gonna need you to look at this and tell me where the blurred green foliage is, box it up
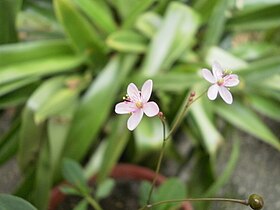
[0,0,279,209]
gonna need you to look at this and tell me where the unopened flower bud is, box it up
[248,194,264,210]
[190,91,196,97]
[158,112,165,120]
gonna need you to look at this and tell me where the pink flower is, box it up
[202,61,239,104]
[115,79,159,131]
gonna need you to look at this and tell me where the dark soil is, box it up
[100,180,140,210]
[56,179,141,210]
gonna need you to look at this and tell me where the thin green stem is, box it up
[143,90,207,209]
[147,197,249,208]
[145,90,207,207]
[146,119,166,205]
[85,194,103,210]
[166,90,207,140]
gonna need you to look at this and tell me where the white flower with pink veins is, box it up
[202,61,240,104]
[115,79,159,131]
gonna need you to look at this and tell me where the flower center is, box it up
[136,101,143,108]
[217,78,224,86]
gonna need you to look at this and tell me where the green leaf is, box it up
[161,5,200,70]
[108,0,139,19]
[14,168,36,200]
[73,199,88,210]
[0,131,18,165]
[188,153,214,210]
[193,0,219,23]
[48,102,77,180]
[0,119,20,165]
[22,0,57,21]
[134,116,164,162]
[206,47,248,70]
[230,42,278,61]
[96,178,115,200]
[204,135,240,196]
[255,75,280,101]
[54,0,106,67]
[201,0,231,51]
[0,84,35,109]
[228,4,280,31]
[191,99,223,155]
[0,194,37,210]
[95,116,130,184]
[152,72,200,92]
[215,101,280,151]
[122,0,158,29]
[35,88,78,123]
[0,54,84,85]
[18,77,65,171]
[141,2,200,76]
[73,0,117,35]
[84,141,107,179]
[0,0,22,44]
[18,107,45,172]
[62,158,88,193]
[248,95,280,122]
[107,30,147,53]
[59,185,81,196]
[0,77,38,97]
[64,55,137,161]
[0,39,74,67]
[135,12,162,38]
[155,178,187,210]
[139,181,153,207]
[237,56,280,82]
[27,77,66,111]
[32,136,52,210]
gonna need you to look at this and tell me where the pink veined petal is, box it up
[212,61,223,79]
[127,110,143,131]
[115,102,136,114]
[127,83,141,102]
[219,86,233,104]
[141,79,153,103]
[224,74,239,87]
[143,101,159,117]
[202,69,216,83]
[207,84,219,100]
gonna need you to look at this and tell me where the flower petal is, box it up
[219,86,233,104]
[115,102,136,114]
[143,101,159,117]
[127,83,141,102]
[127,110,143,131]
[207,85,219,100]
[224,74,239,87]
[202,69,216,83]
[212,61,223,79]
[141,79,153,103]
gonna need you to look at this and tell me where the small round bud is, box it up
[158,111,165,120]
[190,91,196,97]
[248,194,264,210]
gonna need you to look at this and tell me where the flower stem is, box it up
[146,197,249,208]
[145,90,207,206]
[85,194,103,210]
[146,118,166,205]
[166,90,207,140]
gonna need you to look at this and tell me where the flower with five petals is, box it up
[115,79,159,131]
[202,61,239,104]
